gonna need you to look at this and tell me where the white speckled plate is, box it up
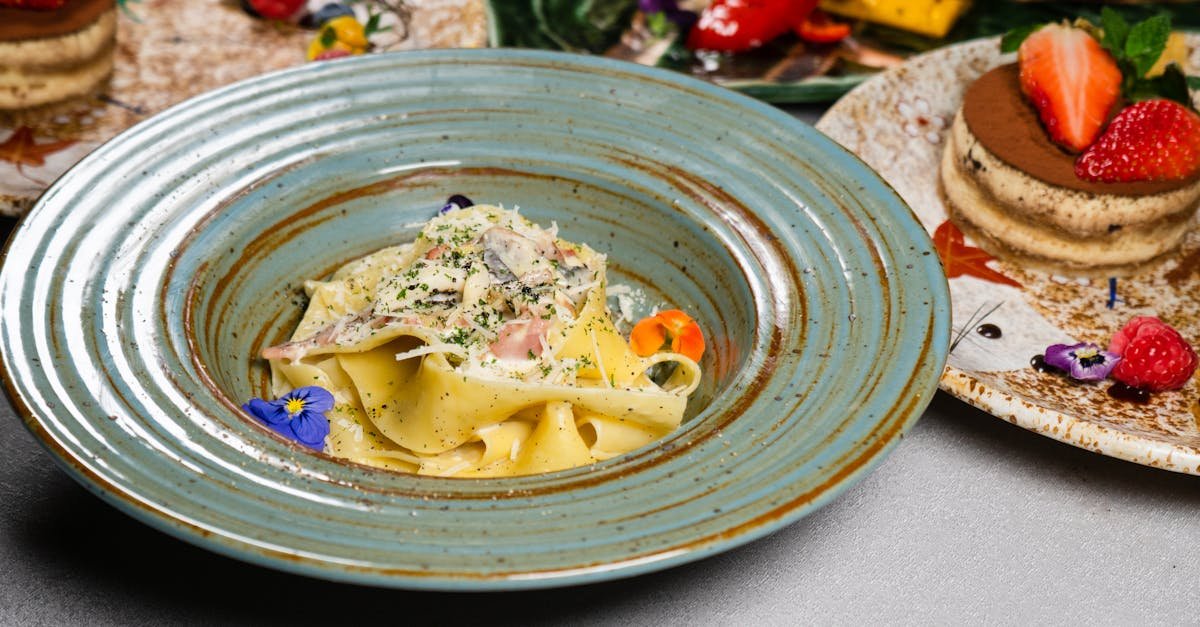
[817,36,1200,474]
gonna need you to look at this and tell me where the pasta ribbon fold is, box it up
[266,205,703,477]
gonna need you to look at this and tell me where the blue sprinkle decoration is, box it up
[439,194,474,215]
[242,386,333,450]
[1106,277,1120,310]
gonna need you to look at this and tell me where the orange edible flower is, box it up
[629,309,705,363]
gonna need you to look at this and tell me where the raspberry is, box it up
[1107,316,1198,392]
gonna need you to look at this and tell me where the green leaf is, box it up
[1189,76,1200,91]
[531,0,638,52]
[116,0,142,23]
[364,12,383,37]
[485,0,564,49]
[1158,65,1194,109]
[1125,81,1163,104]
[1155,64,1192,107]
[1099,7,1129,55]
[999,24,1040,53]
[1127,65,1193,108]
[320,26,337,48]
[646,11,671,38]
[1125,14,1171,77]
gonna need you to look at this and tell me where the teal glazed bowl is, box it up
[0,50,949,590]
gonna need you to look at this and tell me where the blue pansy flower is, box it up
[1043,342,1120,382]
[242,386,333,450]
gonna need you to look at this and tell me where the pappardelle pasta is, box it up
[256,203,704,477]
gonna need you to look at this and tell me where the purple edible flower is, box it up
[638,0,697,31]
[439,194,474,214]
[1043,342,1120,382]
[638,0,677,13]
[242,386,333,450]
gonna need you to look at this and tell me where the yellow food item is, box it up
[306,16,369,60]
[819,0,971,38]
[325,16,369,49]
[1146,32,1187,78]
[264,205,702,477]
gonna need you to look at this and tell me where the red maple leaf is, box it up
[932,220,1021,288]
[0,126,77,179]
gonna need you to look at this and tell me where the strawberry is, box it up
[1018,23,1123,153]
[0,0,66,8]
[1107,316,1198,392]
[246,0,305,20]
[1075,99,1200,182]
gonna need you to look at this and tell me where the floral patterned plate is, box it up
[0,0,488,217]
[817,36,1200,475]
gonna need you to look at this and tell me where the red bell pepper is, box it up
[687,0,819,52]
[794,8,851,43]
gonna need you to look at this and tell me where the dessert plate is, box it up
[0,50,949,589]
[818,36,1200,474]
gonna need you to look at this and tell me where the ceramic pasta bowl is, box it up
[0,49,949,589]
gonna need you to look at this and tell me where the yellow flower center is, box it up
[285,398,306,415]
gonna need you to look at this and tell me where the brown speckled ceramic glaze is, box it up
[0,50,949,588]
[818,36,1200,474]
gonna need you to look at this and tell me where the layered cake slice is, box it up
[941,18,1200,277]
[0,0,118,109]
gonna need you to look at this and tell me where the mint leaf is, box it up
[1156,65,1192,108]
[1189,76,1200,90]
[1000,24,1040,53]
[1099,7,1130,56]
[1157,65,1193,109]
[1128,65,1193,109]
[1125,14,1170,78]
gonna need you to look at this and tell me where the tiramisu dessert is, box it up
[0,0,118,109]
[941,16,1200,277]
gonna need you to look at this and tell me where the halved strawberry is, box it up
[1018,23,1123,153]
[1076,99,1200,182]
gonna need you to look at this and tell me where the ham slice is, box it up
[489,318,550,360]
[261,310,396,361]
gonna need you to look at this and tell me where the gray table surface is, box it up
[2,108,1198,626]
